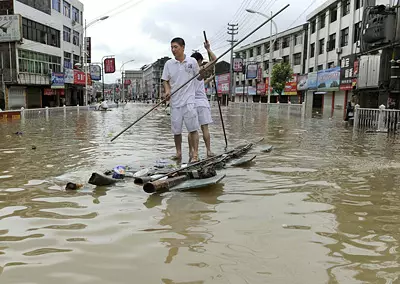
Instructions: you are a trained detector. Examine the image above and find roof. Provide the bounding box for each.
[306,0,338,21]
[234,23,307,52]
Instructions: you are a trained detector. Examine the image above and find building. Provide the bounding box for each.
[141,56,170,101]
[304,0,392,118]
[124,70,143,100]
[233,24,308,103]
[0,0,85,110]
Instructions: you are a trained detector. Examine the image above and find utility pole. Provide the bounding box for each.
[227,23,238,105]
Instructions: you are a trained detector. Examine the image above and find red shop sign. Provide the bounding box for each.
[73,70,86,85]
[104,58,116,74]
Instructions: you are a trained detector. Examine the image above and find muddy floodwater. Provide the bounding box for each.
[0,103,399,284]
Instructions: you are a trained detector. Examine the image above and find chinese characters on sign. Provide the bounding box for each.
[233,58,243,72]
[246,63,258,79]
[340,54,357,91]
[85,37,91,63]
[216,73,230,95]
[104,58,115,74]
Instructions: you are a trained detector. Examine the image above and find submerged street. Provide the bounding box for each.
[0,103,399,283]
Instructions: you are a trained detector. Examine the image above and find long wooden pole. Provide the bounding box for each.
[110,4,290,142]
[203,31,228,149]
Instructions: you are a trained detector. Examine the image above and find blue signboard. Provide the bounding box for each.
[307,71,318,90]
[51,72,65,89]
[317,67,340,91]
[246,63,258,79]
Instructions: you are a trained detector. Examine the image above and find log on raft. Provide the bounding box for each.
[143,175,188,194]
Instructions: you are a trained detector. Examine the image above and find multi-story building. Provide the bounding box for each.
[233,24,308,103]
[304,0,392,118]
[124,70,143,100]
[141,56,170,101]
[0,0,85,110]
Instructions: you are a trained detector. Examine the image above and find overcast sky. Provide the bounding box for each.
[82,0,327,83]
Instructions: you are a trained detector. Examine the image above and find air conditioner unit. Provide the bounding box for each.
[356,40,360,48]
[72,20,77,26]
[336,47,342,54]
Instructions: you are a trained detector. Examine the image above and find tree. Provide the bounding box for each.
[271,62,293,101]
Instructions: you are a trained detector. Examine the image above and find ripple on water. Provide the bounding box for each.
[0,175,13,179]
[263,167,318,173]
[24,180,47,186]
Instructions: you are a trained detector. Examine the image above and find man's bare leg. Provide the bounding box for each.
[188,130,199,162]
[174,134,182,161]
[201,124,214,157]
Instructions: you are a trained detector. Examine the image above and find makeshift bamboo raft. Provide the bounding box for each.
[88,138,270,194]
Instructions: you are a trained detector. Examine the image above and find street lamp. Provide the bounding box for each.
[246,9,278,104]
[120,59,135,101]
[83,15,109,105]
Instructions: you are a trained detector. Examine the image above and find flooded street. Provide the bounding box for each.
[0,103,399,284]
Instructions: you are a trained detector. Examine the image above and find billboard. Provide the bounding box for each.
[246,63,258,79]
[216,73,230,95]
[90,64,101,81]
[104,58,115,74]
[51,72,64,89]
[284,74,297,95]
[85,37,91,63]
[0,14,21,42]
[73,70,86,85]
[297,74,308,90]
[257,83,266,95]
[307,71,318,90]
[340,54,356,90]
[317,67,340,91]
[64,68,74,84]
[233,58,243,72]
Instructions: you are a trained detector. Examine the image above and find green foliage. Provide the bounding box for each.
[271,62,293,97]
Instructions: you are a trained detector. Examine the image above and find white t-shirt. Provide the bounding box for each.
[161,55,200,108]
[194,79,210,108]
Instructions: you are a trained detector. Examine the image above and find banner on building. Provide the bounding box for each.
[90,64,101,81]
[44,89,64,96]
[73,70,86,85]
[85,37,91,63]
[246,63,258,79]
[317,67,340,91]
[297,74,308,90]
[0,14,21,42]
[124,79,131,86]
[216,73,230,95]
[284,74,298,95]
[307,71,318,90]
[257,83,266,95]
[233,58,243,72]
[247,86,256,95]
[257,65,262,81]
[104,58,115,74]
[51,72,64,89]
[340,54,357,90]
[64,68,74,84]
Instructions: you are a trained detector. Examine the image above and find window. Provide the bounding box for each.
[73,54,80,66]
[294,34,302,45]
[309,67,314,72]
[328,62,335,68]
[328,33,336,52]
[249,49,253,57]
[73,31,79,46]
[311,19,316,34]
[273,39,279,51]
[80,11,83,24]
[330,7,337,23]
[63,1,70,18]
[282,37,289,48]
[18,49,61,74]
[319,38,325,55]
[293,53,301,65]
[72,6,79,23]
[319,13,326,29]
[340,27,349,47]
[263,60,269,70]
[17,0,51,15]
[264,42,270,52]
[64,51,72,69]
[342,0,350,16]
[355,0,363,10]
[282,55,289,63]
[22,17,60,48]
[310,43,315,58]
[256,46,261,56]
[317,64,324,71]
[354,22,362,43]
[52,0,61,12]
[63,26,70,42]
